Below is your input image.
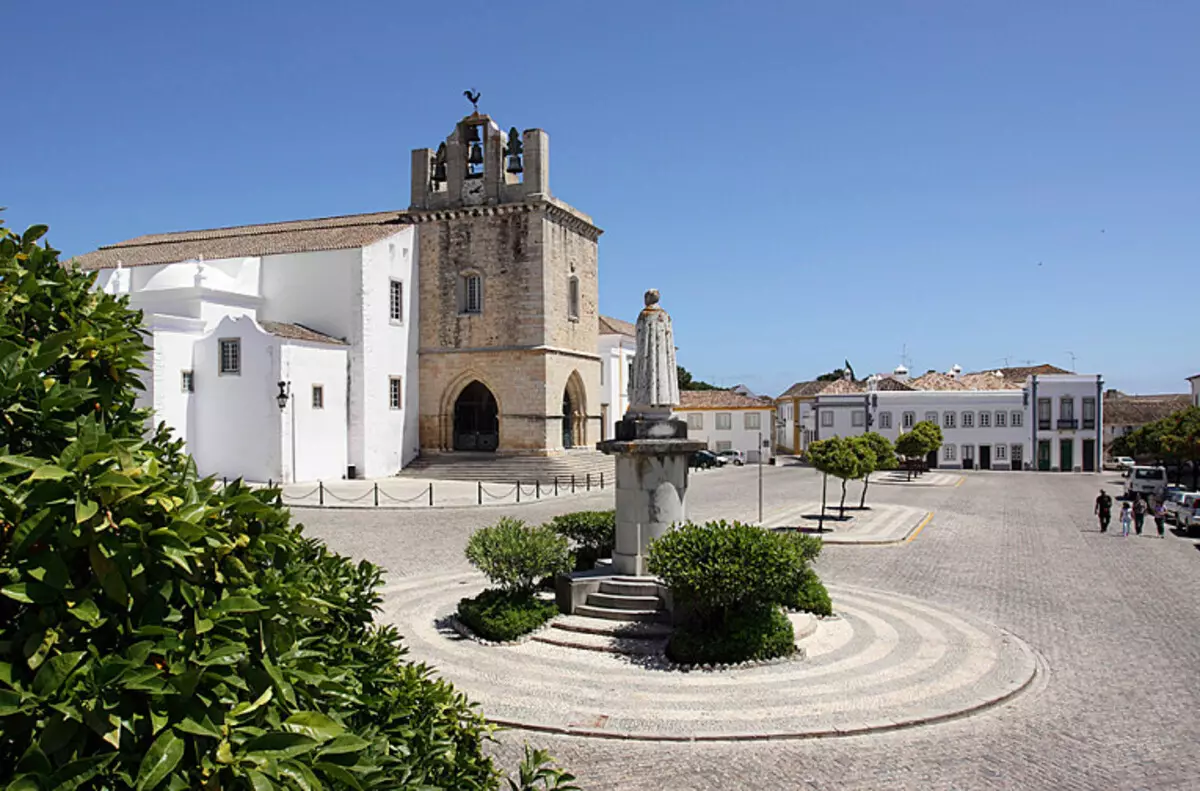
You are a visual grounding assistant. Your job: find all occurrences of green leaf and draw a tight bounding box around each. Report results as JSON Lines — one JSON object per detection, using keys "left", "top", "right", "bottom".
{"left": 32, "top": 651, "right": 85, "bottom": 696}
{"left": 75, "top": 498, "right": 99, "bottom": 524}
{"left": 209, "top": 596, "right": 266, "bottom": 615}
{"left": 89, "top": 542, "right": 128, "bottom": 607}
{"left": 315, "top": 762, "right": 363, "bottom": 790}
{"left": 135, "top": 729, "right": 184, "bottom": 791}
{"left": 27, "top": 465, "right": 69, "bottom": 481}
{"left": 49, "top": 753, "right": 117, "bottom": 791}
{"left": 246, "top": 770, "right": 278, "bottom": 791}
{"left": 316, "top": 734, "right": 370, "bottom": 756}
{"left": 242, "top": 731, "right": 321, "bottom": 760}
{"left": 283, "top": 712, "right": 345, "bottom": 743}
{"left": 229, "top": 686, "right": 273, "bottom": 718}
{"left": 0, "top": 689, "right": 27, "bottom": 715}
{"left": 277, "top": 760, "right": 323, "bottom": 791}
{"left": 176, "top": 716, "right": 221, "bottom": 739}
{"left": 67, "top": 599, "right": 103, "bottom": 627}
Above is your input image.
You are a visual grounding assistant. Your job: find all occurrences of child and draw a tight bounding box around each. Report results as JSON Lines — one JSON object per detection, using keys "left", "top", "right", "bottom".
{"left": 1120, "top": 501, "right": 1133, "bottom": 537}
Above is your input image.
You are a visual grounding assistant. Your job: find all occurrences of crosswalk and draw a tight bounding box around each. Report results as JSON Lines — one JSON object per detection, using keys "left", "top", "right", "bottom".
{"left": 874, "top": 471, "right": 963, "bottom": 487}
{"left": 760, "top": 501, "right": 928, "bottom": 544}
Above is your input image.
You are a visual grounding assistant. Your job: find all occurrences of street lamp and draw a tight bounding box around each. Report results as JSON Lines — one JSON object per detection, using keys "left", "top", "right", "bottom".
{"left": 276, "top": 381, "right": 295, "bottom": 483}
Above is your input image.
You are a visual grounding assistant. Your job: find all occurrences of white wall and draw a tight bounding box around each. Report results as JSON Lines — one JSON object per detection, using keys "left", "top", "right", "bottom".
{"left": 1190, "top": 377, "right": 1199, "bottom": 407}
{"left": 143, "top": 317, "right": 204, "bottom": 444}
{"left": 674, "top": 408, "right": 775, "bottom": 458}
{"left": 1031, "top": 374, "right": 1103, "bottom": 472}
{"left": 872, "top": 391, "right": 1029, "bottom": 470}
{"left": 598, "top": 334, "right": 635, "bottom": 439}
{"left": 280, "top": 342, "right": 349, "bottom": 482}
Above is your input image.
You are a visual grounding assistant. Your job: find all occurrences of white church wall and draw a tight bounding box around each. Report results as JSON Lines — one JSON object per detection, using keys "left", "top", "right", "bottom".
{"left": 259, "top": 249, "right": 358, "bottom": 341}
{"left": 190, "top": 316, "right": 282, "bottom": 483}
{"left": 280, "top": 342, "right": 349, "bottom": 483}
{"left": 357, "top": 230, "right": 418, "bottom": 477}
{"left": 143, "top": 320, "right": 202, "bottom": 446}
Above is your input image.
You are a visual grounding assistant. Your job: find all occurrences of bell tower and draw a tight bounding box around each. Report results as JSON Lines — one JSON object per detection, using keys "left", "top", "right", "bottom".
{"left": 409, "top": 108, "right": 604, "bottom": 457}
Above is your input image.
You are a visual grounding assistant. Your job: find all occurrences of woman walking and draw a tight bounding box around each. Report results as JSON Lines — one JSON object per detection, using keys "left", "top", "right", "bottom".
{"left": 1153, "top": 498, "right": 1167, "bottom": 538}
{"left": 1133, "top": 495, "right": 1148, "bottom": 536}
{"left": 1120, "top": 501, "right": 1133, "bottom": 537}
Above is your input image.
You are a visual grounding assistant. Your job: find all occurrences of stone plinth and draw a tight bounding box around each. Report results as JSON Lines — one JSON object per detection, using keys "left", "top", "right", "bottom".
{"left": 598, "top": 426, "right": 706, "bottom": 576}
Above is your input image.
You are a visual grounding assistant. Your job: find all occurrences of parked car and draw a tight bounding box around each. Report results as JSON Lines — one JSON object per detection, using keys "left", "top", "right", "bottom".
{"left": 689, "top": 450, "right": 725, "bottom": 469}
{"left": 1164, "top": 491, "right": 1200, "bottom": 527}
{"left": 717, "top": 450, "right": 746, "bottom": 466}
{"left": 1114, "top": 456, "right": 1136, "bottom": 472}
{"left": 1123, "top": 466, "right": 1168, "bottom": 500}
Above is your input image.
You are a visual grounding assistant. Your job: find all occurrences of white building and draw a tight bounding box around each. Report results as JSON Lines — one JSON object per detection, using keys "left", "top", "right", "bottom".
{"left": 801, "top": 364, "right": 1105, "bottom": 472}
{"left": 598, "top": 316, "right": 636, "bottom": 441}
{"left": 1189, "top": 374, "right": 1200, "bottom": 407}
{"left": 673, "top": 391, "right": 775, "bottom": 461}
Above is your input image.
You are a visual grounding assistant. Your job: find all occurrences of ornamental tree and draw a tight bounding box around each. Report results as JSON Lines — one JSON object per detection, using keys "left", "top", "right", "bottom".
{"left": 807, "top": 436, "right": 864, "bottom": 524}
{"left": 857, "top": 432, "right": 898, "bottom": 508}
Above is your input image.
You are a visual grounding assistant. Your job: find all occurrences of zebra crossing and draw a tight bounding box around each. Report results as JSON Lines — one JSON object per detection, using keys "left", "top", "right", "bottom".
{"left": 759, "top": 501, "right": 929, "bottom": 544}
{"left": 873, "top": 470, "right": 964, "bottom": 487}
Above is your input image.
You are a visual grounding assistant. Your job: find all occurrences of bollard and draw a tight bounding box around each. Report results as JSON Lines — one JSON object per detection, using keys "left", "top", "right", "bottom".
{"left": 223, "top": 476, "right": 228, "bottom": 488}
{"left": 428, "top": 483, "right": 433, "bottom": 506}
{"left": 554, "top": 476, "right": 559, "bottom": 496}
{"left": 373, "top": 482, "right": 379, "bottom": 507}
{"left": 571, "top": 474, "right": 576, "bottom": 494}
{"left": 600, "top": 472, "right": 604, "bottom": 489}
{"left": 516, "top": 480, "right": 521, "bottom": 504}
{"left": 478, "top": 481, "right": 482, "bottom": 506}
{"left": 587, "top": 473, "right": 591, "bottom": 491}
{"left": 268, "top": 478, "right": 273, "bottom": 489}
{"left": 536, "top": 480, "right": 541, "bottom": 499}
{"left": 319, "top": 481, "right": 324, "bottom": 506}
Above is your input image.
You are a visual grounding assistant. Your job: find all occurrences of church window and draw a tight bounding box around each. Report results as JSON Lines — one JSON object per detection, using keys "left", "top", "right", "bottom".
{"left": 312, "top": 385, "right": 324, "bottom": 409}
{"left": 389, "top": 280, "right": 404, "bottom": 323}
{"left": 568, "top": 276, "right": 580, "bottom": 321}
{"left": 715, "top": 413, "right": 732, "bottom": 430}
{"left": 461, "top": 273, "right": 483, "bottom": 314}
{"left": 745, "top": 412, "right": 761, "bottom": 430}
{"left": 219, "top": 339, "right": 240, "bottom": 375}
{"left": 181, "top": 370, "right": 194, "bottom": 393}
{"left": 389, "top": 377, "right": 403, "bottom": 409}
{"left": 687, "top": 413, "right": 703, "bottom": 430}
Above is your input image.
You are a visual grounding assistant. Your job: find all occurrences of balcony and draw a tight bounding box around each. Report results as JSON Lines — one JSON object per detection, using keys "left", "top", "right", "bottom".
{"left": 1082, "top": 419, "right": 1095, "bottom": 430}
{"left": 1038, "top": 420, "right": 1051, "bottom": 430}
{"left": 1057, "top": 419, "right": 1078, "bottom": 430}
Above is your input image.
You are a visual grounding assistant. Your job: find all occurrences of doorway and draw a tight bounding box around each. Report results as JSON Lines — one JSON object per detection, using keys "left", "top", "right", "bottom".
{"left": 1011, "top": 444, "right": 1024, "bottom": 471}
{"left": 1060, "top": 438, "right": 1074, "bottom": 472}
{"left": 979, "top": 445, "right": 991, "bottom": 471}
{"left": 926, "top": 450, "right": 939, "bottom": 469}
{"left": 1038, "top": 440, "right": 1051, "bottom": 471}
{"left": 562, "top": 392, "right": 574, "bottom": 448}
{"left": 1082, "top": 439, "right": 1095, "bottom": 472}
{"left": 453, "top": 381, "right": 499, "bottom": 451}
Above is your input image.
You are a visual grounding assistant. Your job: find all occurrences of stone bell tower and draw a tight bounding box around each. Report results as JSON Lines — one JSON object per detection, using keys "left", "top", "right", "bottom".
{"left": 409, "top": 110, "right": 603, "bottom": 456}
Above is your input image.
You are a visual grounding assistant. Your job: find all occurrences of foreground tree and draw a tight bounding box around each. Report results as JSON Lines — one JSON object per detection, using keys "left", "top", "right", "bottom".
{"left": 807, "top": 437, "right": 864, "bottom": 525}
{"left": 0, "top": 222, "right": 574, "bottom": 790}
{"left": 857, "top": 432, "right": 898, "bottom": 508}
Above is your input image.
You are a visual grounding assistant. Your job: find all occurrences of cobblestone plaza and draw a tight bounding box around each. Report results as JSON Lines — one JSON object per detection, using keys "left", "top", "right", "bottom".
{"left": 300, "top": 463, "right": 1200, "bottom": 790}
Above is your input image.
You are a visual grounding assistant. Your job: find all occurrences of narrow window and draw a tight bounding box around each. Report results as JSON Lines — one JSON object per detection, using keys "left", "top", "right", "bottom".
{"left": 567, "top": 276, "right": 580, "bottom": 321}
{"left": 821, "top": 411, "right": 834, "bottom": 428}
{"left": 461, "top": 274, "right": 482, "bottom": 314}
{"left": 879, "top": 412, "right": 892, "bottom": 429}
{"left": 219, "top": 339, "right": 240, "bottom": 375}
{"left": 389, "top": 280, "right": 404, "bottom": 323}
{"left": 312, "top": 385, "right": 324, "bottom": 409}
{"left": 716, "top": 413, "right": 732, "bottom": 430}
{"left": 902, "top": 411, "right": 915, "bottom": 429}
{"left": 962, "top": 411, "right": 974, "bottom": 428}
{"left": 687, "top": 413, "right": 704, "bottom": 430}
{"left": 943, "top": 444, "right": 956, "bottom": 461}
{"left": 389, "top": 377, "right": 403, "bottom": 409}
{"left": 181, "top": 370, "right": 194, "bottom": 393}
{"left": 995, "top": 411, "right": 1007, "bottom": 428}
{"left": 943, "top": 412, "right": 956, "bottom": 429}
{"left": 1038, "top": 398, "right": 1051, "bottom": 429}
{"left": 1012, "top": 411, "right": 1024, "bottom": 428}
{"left": 745, "top": 412, "right": 761, "bottom": 430}
{"left": 1060, "top": 398, "right": 1074, "bottom": 421}
{"left": 995, "top": 444, "right": 1008, "bottom": 460}
{"left": 980, "top": 411, "right": 991, "bottom": 428}
{"left": 1082, "top": 397, "right": 1096, "bottom": 430}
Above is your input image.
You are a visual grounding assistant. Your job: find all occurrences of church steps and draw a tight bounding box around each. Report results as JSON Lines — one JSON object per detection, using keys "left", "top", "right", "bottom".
{"left": 398, "top": 450, "right": 615, "bottom": 485}
{"left": 574, "top": 604, "right": 665, "bottom": 623}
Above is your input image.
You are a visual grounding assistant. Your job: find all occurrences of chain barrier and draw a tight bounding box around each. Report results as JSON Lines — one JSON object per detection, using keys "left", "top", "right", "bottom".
{"left": 253, "top": 471, "right": 610, "bottom": 508}
{"left": 280, "top": 486, "right": 322, "bottom": 502}
{"left": 480, "top": 483, "right": 519, "bottom": 501}
{"left": 377, "top": 484, "right": 435, "bottom": 504}
{"left": 322, "top": 487, "right": 376, "bottom": 504}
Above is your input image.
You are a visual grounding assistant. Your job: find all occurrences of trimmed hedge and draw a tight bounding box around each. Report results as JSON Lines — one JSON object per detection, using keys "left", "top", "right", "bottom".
{"left": 549, "top": 510, "right": 615, "bottom": 571}
{"left": 784, "top": 570, "right": 833, "bottom": 617}
{"left": 457, "top": 590, "right": 558, "bottom": 642}
{"left": 666, "top": 605, "right": 795, "bottom": 665}
{"left": 465, "top": 517, "right": 570, "bottom": 594}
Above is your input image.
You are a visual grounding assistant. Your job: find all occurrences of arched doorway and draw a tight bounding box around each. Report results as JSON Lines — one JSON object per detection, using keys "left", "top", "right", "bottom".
{"left": 454, "top": 381, "right": 499, "bottom": 451}
{"left": 562, "top": 392, "right": 574, "bottom": 448}
{"left": 562, "top": 371, "right": 587, "bottom": 449}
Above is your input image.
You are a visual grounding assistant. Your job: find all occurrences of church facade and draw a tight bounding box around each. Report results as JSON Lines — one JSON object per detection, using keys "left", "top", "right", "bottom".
{"left": 72, "top": 112, "right": 609, "bottom": 484}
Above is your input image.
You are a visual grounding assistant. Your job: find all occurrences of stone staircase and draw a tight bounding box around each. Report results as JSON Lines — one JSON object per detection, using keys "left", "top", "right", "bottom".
{"left": 534, "top": 577, "right": 671, "bottom": 656}
{"left": 399, "top": 449, "right": 615, "bottom": 485}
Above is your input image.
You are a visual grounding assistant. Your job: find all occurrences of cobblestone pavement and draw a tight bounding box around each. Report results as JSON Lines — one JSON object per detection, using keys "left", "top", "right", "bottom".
{"left": 300, "top": 467, "right": 1200, "bottom": 790}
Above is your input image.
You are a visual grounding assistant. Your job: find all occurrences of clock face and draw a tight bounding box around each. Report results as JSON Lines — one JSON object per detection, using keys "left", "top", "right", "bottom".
{"left": 463, "top": 179, "right": 486, "bottom": 205}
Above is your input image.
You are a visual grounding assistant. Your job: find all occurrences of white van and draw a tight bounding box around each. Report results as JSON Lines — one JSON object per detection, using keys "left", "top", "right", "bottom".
{"left": 1124, "top": 466, "right": 1167, "bottom": 499}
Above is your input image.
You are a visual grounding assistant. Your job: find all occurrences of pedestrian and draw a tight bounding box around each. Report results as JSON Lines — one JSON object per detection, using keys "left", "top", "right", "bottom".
{"left": 1094, "top": 489, "right": 1113, "bottom": 533}
{"left": 1120, "top": 502, "right": 1133, "bottom": 537}
{"left": 1152, "top": 498, "right": 1167, "bottom": 538}
{"left": 1133, "top": 494, "right": 1148, "bottom": 536}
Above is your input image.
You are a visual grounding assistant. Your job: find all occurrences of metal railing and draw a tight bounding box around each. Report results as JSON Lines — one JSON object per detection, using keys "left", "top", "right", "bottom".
{"left": 1057, "top": 419, "right": 1078, "bottom": 429}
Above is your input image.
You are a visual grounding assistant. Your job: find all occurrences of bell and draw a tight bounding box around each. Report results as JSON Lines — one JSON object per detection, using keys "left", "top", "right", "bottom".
{"left": 465, "top": 123, "right": 481, "bottom": 142}
{"left": 432, "top": 144, "right": 447, "bottom": 182}
{"left": 468, "top": 141, "right": 484, "bottom": 166}
{"left": 506, "top": 154, "right": 523, "bottom": 174}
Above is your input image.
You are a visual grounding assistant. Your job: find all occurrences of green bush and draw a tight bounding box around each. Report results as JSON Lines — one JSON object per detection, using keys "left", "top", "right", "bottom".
{"left": 549, "top": 510, "right": 615, "bottom": 570}
{"left": 0, "top": 221, "right": 566, "bottom": 790}
{"left": 666, "top": 605, "right": 795, "bottom": 665}
{"left": 784, "top": 569, "right": 833, "bottom": 617}
{"left": 457, "top": 589, "right": 558, "bottom": 642}
{"left": 465, "top": 517, "right": 571, "bottom": 594}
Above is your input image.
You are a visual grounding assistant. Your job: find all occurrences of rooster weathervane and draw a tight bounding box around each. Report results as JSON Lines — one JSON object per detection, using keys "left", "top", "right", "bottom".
{"left": 463, "top": 89, "right": 481, "bottom": 113}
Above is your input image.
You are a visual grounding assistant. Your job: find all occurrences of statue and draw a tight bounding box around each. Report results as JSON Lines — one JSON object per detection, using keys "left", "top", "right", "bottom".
{"left": 627, "top": 289, "right": 680, "bottom": 421}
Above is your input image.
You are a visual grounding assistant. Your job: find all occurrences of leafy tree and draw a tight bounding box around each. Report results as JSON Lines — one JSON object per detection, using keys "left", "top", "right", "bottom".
{"left": 677, "top": 365, "right": 723, "bottom": 391}
{"left": 857, "top": 432, "right": 898, "bottom": 508}
{"left": 1123, "top": 406, "right": 1200, "bottom": 488}
{"left": 807, "top": 437, "right": 864, "bottom": 524}
{"left": 0, "top": 221, "right": 568, "bottom": 790}
{"left": 895, "top": 428, "right": 931, "bottom": 480}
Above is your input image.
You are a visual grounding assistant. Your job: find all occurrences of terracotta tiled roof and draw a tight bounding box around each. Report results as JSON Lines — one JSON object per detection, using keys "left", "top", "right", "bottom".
{"left": 777, "top": 381, "right": 823, "bottom": 399}
{"left": 679, "top": 390, "right": 774, "bottom": 409}
{"left": 776, "top": 379, "right": 869, "bottom": 399}
{"left": 259, "top": 321, "right": 348, "bottom": 346}
{"left": 965, "top": 363, "right": 1072, "bottom": 379}
{"left": 874, "top": 377, "right": 915, "bottom": 392}
{"left": 1103, "top": 394, "right": 1191, "bottom": 427}
{"left": 908, "top": 372, "right": 970, "bottom": 391}
{"left": 957, "top": 372, "right": 1023, "bottom": 391}
{"left": 598, "top": 315, "right": 636, "bottom": 337}
{"left": 69, "top": 210, "right": 411, "bottom": 271}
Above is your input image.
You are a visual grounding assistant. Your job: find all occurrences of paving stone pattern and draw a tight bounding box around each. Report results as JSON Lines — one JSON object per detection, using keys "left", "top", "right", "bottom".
{"left": 300, "top": 466, "right": 1200, "bottom": 790}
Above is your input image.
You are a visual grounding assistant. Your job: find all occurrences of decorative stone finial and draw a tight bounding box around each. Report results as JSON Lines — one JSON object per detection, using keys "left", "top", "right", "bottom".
{"left": 627, "top": 289, "right": 679, "bottom": 420}
{"left": 644, "top": 289, "right": 660, "bottom": 307}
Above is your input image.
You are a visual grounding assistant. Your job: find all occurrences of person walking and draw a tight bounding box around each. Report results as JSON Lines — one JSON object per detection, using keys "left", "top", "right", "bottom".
{"left": 1152, "top": 498, "right": 1167, "bottom": 538}
{"left": 1133, "top": 494, "right": 1148, "bottom": 536}
{"left": 1095, "top": 489, "right": 1113, "bottom": 533}
{"left": 1120, "top": 501, "right": 1133, "bottom": 537}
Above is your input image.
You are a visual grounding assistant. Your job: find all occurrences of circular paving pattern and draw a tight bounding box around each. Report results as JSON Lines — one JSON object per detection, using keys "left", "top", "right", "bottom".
{"left": 379, "top": 571, "right": 1039, "bottom": 741}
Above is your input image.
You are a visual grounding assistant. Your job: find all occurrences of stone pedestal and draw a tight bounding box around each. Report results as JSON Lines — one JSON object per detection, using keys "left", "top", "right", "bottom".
{"left": 598, "top": 418, "right": 706, "bottom": 576}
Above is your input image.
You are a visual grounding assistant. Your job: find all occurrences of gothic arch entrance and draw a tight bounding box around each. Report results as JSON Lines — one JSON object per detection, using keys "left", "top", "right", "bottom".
{"left": 454, "top": 381, "right": 499, "bottom": 451}
{"left": 562, "top": 371, "right": 587, "bottom": 449}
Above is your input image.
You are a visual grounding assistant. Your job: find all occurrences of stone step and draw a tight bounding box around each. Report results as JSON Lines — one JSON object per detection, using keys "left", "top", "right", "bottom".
{"left": 551, "top": 615, "right": 672, "bottom": 639}
{"left": 585, "top": 592, "right": 663, "bottom": 611}
{"left": 531, "top": 629, "right": 666, "bottom": 656}
{"left": 598, "top": 579, "right": 661, "bottom": 598}
{"left": 574, "top": 604, "right": 665, "bottom": 623}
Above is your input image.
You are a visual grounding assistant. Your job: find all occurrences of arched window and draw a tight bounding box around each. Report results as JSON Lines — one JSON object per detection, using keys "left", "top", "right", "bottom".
{"left": 568, "top": 276, "right": 580, "bottom": 321}
{"left": 460, "top": 272, "right": 483, "bottom": 314}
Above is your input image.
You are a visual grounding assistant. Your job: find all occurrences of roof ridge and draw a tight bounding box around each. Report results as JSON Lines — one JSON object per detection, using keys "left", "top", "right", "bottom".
{"left": 102, "top": 210, "right": 409, "bottom": 250}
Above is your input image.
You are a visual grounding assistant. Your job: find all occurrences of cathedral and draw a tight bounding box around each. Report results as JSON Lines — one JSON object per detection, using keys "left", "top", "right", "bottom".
{"left": 73, "top": 111, "right": 621, "bottom": 483}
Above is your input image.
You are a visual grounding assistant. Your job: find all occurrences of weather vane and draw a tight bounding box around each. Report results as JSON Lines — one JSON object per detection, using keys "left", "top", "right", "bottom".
{"left": 463, "top": 89, "right": 481, "bottom": 113}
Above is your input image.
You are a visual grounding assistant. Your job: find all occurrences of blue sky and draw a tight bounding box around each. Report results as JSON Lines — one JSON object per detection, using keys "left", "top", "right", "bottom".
{"left": 7, "top": 1, "right": 1197, "bottom": 397}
